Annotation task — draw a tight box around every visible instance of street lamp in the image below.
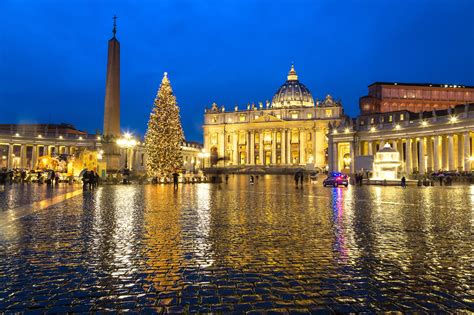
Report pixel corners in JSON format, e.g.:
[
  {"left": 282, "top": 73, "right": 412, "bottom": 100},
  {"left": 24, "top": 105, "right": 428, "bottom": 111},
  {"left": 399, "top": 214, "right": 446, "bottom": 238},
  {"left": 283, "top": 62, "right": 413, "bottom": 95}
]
[{"left": 116, "top": 133, "right": 137, "bottom": 170}]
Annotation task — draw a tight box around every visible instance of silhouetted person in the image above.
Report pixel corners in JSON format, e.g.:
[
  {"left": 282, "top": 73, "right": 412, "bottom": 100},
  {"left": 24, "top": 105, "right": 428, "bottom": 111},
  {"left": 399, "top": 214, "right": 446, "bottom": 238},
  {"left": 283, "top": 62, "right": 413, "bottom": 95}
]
[
  {"left": 294, "top": 172, "right": 299, "bottom": 188},
  {"left": 94, "top": 172, "right": 100, "bottom": 187},
  {"left": 54, "top": 172, "right": 60, "bottom": 187},
  {"left": 172, "top": 172, "right": 179, "bottom": 190},
  {"left": 401, "top": 176, "right": 406, "bottom": 188},
  {"left": 439, "top": 176, "right": 443, "bottom": 186},
  {"left": 249, "top": 175, "right": 254, "bottom": 184},
  {"left": 88, "top": 171, "right": 95, "bottom": 190},
  {"left": 299, "top": 172, "right": 304, "bottom": 188},
  {"left": 82, "top": 170, "right": 89, "bottom": 190}
]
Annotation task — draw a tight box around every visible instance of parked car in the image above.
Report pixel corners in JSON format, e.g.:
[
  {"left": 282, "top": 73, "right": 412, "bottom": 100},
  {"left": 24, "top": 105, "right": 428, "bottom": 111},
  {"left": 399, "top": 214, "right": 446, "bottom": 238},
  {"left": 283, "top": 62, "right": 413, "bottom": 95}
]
[{"left": 323, "top": 172, "right": 349, "bottom": 187}]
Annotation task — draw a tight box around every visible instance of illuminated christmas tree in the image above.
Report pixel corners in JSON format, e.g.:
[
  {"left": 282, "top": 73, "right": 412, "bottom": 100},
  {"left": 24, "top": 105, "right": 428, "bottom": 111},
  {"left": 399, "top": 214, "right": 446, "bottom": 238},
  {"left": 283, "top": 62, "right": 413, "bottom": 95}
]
[{"left": 145, "top": 72, "right": 184, "bottom": 177}]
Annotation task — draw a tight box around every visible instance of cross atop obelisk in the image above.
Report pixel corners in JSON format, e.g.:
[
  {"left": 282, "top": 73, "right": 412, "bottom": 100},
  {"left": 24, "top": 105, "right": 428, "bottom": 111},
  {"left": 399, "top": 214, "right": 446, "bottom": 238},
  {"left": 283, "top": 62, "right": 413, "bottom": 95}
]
[{"left": 112, "top": 15, "right": 118, "bottom": 38}]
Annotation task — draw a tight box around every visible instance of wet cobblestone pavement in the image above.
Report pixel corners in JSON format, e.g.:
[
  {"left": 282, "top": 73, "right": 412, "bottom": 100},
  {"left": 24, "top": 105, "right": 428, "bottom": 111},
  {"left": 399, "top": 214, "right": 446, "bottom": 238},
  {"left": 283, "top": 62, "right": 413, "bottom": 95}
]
[
  {"left": 0, "top": 184, "right": 79, "bottom": 212},
  {"left": 0, "top": 176, "right": 473, "bottom": 313}
]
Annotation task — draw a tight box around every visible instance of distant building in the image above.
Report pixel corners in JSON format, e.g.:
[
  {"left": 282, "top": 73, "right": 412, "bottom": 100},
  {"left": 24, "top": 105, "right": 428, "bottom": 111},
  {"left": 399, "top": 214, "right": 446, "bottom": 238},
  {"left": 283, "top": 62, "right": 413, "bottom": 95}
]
[
  {"left": 328, "top": 103, "right": 474, "bottom": 176},
  {"left": 202, "top": 65, "right": 345, "bottom": 171},
  {"left": 360, "top": 82, "right": 474, "bottom": 114}
]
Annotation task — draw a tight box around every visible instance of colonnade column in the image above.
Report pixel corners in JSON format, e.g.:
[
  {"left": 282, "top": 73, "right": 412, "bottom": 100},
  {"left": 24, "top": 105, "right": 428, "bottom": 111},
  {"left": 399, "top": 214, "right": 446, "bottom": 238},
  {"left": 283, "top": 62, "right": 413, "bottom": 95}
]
[
  {"left": 405, "top": 138, "right": 412, "bottom": 174},
  {"left": 20, "top": 144, "right": 26, "bottom": 168},
  {"left": 333, "top": 142, "right": 338, "bottom": 172},
  {"left": 427, "top": 139, "right": 433, "bottom": 172},
  {"left": 441, "top": 136, "right": 447, "bottom": 170},
  {"left": 448, "top": 134, "right": 454, "bottom": 171},
  {"left": 419, "top": 137, "right": 425, "bottom": 175},
  {"left": 32, "top": 145, "right": 38, "bottom": 169},
  {"left": 281, "top": 129, "right": 286, "bottom": 165},
  {"left": 7, "top": 144, "right": 13, "bottom": 169},
  {"left": 259, "top": 131, "right": 264, "bottom": 165},
  {"left": 412, "top": 139, "right": 418, "bottom": 172},
  {"left": 367, "top": 141, "right": 373, "bottom": 155},
  {"left": 250, "top": 130, "right": 255, "bottom": 165},
  {"left": 457, "top": 134, "right": 464, "bottom": 171},
  {"left": 271, "top": 130, "right": 277, "bottom": 164},
  {"left": 433, "top": 136, "right": 440, "bottom": 172},
  {"left": 463, "top": 132, "right": 471, "bottom": 171}
]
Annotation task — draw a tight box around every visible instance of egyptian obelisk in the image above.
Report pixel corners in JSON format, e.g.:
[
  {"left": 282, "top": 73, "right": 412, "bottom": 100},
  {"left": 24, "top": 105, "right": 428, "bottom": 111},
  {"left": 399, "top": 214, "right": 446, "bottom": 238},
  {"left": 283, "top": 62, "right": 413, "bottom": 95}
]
[
  {"left": 102, "top": 16, "right": 121, "bottom": 172},
  {"left": 103, "top": 15, "right": 120, "bottom": 136}
]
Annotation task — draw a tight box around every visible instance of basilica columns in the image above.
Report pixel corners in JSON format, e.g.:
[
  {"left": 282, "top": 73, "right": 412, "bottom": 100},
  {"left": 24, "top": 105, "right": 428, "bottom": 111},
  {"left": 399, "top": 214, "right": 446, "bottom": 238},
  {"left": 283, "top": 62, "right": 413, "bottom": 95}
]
[
  {"left": 367, "top": 141, "right": 373, "bottom": 155},
  {"left": 259, "top": 131, "right": 264, "bottom": 165},
  {"left": 232, "top": 132, "right": 238, "bottom": 165},
  {"left": 286, "top": 129, "right": 291, "bottom": 164},
  {"left": 271, "top": 130, "right": 277, "bottom": 164},
  {"left": 249, "top": 130, "right": 255, "bottom": 165},
  {"left": 281, "top": 130, "right": 286, "bottom": 165},
  {"left": 299, "top": 130, "right": 305, "bottom": 164}
]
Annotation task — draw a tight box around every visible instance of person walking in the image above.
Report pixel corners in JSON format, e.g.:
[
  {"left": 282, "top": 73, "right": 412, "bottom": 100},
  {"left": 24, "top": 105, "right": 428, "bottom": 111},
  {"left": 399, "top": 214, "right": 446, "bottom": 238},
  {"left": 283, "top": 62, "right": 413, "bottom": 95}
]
[
  {"left": 294, "top": 172, "right": 299, "bottom": 189},
  {"left": 54, "top": 172, "right": 60, "bottom": 187},
  {"left": 88, "top": 170, "right": 95, "bottom": 190},
  {"left": 94, "top": 171, "right": 100, "bottom": 188},
  {"left": 225, "top": 174, "right": 229, "bottom": 184},
  {"left": 82, "top": 170, "right": 89, "bottom": 191},
  {"left": 172, "top": 172, "right": 179, "bottom": 190},
  {"left": 438, "top": 176, "right": 443, "bottom": 186},
  {"left": 401, "top": 176, "right": 406, "bottom": 188},
  {"left": 299, "top": 172, "right": 304, "bottom": 189}
]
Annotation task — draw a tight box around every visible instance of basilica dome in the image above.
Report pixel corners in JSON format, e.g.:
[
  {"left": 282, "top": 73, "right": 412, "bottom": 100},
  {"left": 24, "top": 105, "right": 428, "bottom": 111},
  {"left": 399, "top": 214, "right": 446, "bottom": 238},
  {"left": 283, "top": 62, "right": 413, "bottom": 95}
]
[{"left": 271, "top": 65, "right": 315, "bottom": 108}]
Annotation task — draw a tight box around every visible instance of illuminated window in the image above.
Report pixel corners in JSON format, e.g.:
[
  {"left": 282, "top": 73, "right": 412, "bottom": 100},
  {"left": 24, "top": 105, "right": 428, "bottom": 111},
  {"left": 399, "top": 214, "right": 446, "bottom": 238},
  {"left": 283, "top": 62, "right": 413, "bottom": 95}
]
[
  {"left": 291, "top": 113, "right": 298, "bottom": 119},
  {"left": 227, "top": 118, "right": 232, "bottom": 123},
  {"left": 211, "top": 116, "right": 217, "bottom": 123},
  {"left": 255, "top": 115, "right": 259, "bottom": 119},
  {"left": 388, "top": 115, "right": 393, "bottom": 122},
  {"left": 325, "top": 109, "right": 332, "bottom": 117},
  {"left": 400, "top": 114, "right": 405, "bottom": 121},
  {"left": 239, "top": 115, "right": 246, "bottom": 122},
  {"left": 370, "top": 118, "right": 374, "bottom": 124},
  {"left": 307, "top": 113, "right": 313, "bottom": 119},
  {"left": 276, "top": 114, "right": 281, "bottom": 119}
]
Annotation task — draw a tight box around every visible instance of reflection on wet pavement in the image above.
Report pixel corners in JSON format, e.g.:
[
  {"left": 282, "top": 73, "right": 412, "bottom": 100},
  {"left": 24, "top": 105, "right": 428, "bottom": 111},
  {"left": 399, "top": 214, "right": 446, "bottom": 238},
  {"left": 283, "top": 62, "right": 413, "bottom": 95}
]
[{"left": 0, "top": 176, "right": 472, "bottom": 312}]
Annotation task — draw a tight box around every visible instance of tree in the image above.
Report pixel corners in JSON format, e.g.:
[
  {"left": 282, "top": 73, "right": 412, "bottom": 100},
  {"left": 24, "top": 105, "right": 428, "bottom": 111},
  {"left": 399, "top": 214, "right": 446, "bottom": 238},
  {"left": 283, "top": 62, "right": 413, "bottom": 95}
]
[{"left": 145, "top": 72, "right": 184, "bottom": 177}]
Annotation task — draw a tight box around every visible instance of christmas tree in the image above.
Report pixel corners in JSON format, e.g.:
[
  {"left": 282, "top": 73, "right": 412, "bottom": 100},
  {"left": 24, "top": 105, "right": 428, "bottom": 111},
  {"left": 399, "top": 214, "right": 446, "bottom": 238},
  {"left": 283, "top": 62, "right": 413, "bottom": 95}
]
[{"left": 145, "top": 72, "right": 184, "bottom": 177}]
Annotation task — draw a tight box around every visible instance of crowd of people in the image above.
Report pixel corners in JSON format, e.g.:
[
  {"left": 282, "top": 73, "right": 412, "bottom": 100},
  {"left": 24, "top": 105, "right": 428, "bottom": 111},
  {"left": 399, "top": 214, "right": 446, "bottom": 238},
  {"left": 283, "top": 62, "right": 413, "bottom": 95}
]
[{"left": 82, "top": 170, "right": 100, "bottom": 190}]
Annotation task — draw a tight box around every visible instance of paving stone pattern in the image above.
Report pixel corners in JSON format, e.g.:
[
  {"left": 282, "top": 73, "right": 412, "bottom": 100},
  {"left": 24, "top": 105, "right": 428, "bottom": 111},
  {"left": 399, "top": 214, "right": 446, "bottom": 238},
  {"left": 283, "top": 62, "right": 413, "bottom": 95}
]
[{"left": 0, "top": 176, "right": 473, "bottom": 313}]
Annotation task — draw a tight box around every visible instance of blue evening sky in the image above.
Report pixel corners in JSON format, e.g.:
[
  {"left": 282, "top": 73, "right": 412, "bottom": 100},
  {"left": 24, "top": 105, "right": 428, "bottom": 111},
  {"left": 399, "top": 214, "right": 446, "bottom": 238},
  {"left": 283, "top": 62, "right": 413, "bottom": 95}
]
[{"left": 1, "top": 0, "right": 473, "bottom": 142}]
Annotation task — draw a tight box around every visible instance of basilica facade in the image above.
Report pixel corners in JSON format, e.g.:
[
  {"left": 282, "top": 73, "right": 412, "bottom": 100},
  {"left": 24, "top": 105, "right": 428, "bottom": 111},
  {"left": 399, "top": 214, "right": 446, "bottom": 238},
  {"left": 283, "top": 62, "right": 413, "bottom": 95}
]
[{"left": 203, "top": 66, "right": 344, "bottom": 171}]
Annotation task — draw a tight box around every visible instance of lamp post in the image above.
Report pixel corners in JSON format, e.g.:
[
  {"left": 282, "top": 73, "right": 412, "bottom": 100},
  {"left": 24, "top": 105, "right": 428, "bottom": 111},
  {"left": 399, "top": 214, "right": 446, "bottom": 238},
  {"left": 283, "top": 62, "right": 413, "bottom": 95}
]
[{"left": 116, "top": 133, "right": 137, "bottom": 170}]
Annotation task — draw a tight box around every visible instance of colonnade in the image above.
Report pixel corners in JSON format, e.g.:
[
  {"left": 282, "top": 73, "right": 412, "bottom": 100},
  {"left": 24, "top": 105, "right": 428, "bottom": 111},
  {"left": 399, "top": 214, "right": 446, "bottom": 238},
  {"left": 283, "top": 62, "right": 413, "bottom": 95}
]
[
  {"left": 0, "top": 143, "right": 80, "bottom": 169},
  {"left": 355, "top": 131, "right": 473, "bottom": 174}
]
